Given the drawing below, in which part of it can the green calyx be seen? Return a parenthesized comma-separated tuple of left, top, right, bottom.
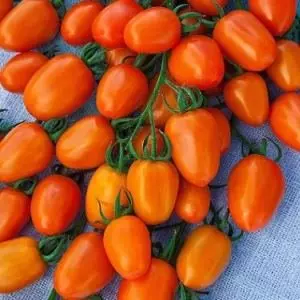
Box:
(42, 118, 68, 143)
(178, 284, 209, 300)
(134, 54, 163, 79)
(11, 177, 37, 196)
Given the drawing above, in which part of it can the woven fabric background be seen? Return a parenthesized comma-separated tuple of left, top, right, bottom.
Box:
(1, 0, 300, 299)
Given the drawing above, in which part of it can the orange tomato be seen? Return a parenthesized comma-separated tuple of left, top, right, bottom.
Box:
(187, 0, 228, 16)
(0, 123, 54, 183)
(54, 232, 115, 299)
(106, 48, 136, 67)
(176, 225, 231, 289)
(56, 115, 115, 170)
(180, 7, 207, 35)
(24, 54, 94, 121)
(0, 237, 47, 293)
(224, 72, 269, 126)
(0, 0, 12, 23)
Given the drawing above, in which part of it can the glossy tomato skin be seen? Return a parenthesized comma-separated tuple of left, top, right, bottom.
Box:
(56, 115, 115, 170)
(0, 52, 48, 93)
(118, 258, 178, 300)
(106, 48, 136, 67)
(168, 35, 225, 90)
(54, 232, 115, 299)
(176, 225, 231, 289)
(24, 54, 94, 121)
(124, 7, 181, 54)
(187, 0, 228, 16)
(61, 0, 103, 46)
(0, 0, 12, 23)
(96, 64, 148, 119)
(92, 0, 143, 48)
(224, 72, 269, 126)
(0, 0, 59, 52)
(127, 160, 179, 225)
(228, 154, 285, 232)
(0, 123, 54, 183)
(213, 10, 276, 71)
(249, 0, 296, 36)
(0, 237, 47, 293)
(165, 109, 221, 187)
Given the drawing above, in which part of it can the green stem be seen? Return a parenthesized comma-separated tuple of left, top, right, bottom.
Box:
(148, 109, 157, 159)
(11, 178, 37, 196)
(47, 288, 59, 300)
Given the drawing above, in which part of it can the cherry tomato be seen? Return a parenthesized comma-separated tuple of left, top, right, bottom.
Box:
(0, 0, 59, 52)
(0, 52, 48, 93)
(0, 123, 54, 183)
(213, 10, 276, 71)
(187, 0, 228, 16)
(176, 225, 231, 289)
(0, 0, 13, 22)
(61, 0, 103, 46)
(24, 54, 94, 121)
(165, 109, 221, 187)
(56, 115, 115, 170)
(168, 35, 225, 90)
(267, 40, 300, 92)
(96, 64, 148, 119)
(92, 0, 143, 48)
(270, 93, 300, 151)
(228, 154, 285, 232)
(124, 7, 181, 54)
(249, 0, 297, 36)
(106, 48, 136, 67)
(118, 258, 178, 300)
(0, 237, 47, 293)
(224, 72, 269, 126)
(180, 7, 207, 35)
(127, 160, 179, 225)
(54, 232, 115, 299)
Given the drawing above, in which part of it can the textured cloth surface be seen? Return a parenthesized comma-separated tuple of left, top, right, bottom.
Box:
(1, 1, 300, 299)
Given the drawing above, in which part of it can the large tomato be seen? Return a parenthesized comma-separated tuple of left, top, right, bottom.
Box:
(0, 0, 12, 22)
(187, 0, 228, 16)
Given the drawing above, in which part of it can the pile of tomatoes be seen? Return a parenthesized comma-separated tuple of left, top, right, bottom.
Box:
(0, 0, 299, 299)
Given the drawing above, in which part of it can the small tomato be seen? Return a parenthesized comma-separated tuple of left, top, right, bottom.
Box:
(187, 0, 228, 16)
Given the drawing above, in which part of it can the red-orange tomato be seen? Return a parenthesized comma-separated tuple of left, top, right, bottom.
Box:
(0, 123, 54, 183)
(54, 232, 115, 299)
(56, 115, 115, 170)
(267, 40, 300, 92)
(0, 52, 48, 93)
(228, 154, 285, 232)
(31, 175, 81, 236)
(165, 109, 221, 187)
(96, 64, 148, 119)
(180, 7, 207, 35)
(0, 0, 59, 52)
(168, 35, 225, 90)
(106, 48, 136, 67)
(124, 7, 181, 54)
(270, 93, 300, 151)
(188, 0, 228, 16)
(249, 0, 297, 36)
(118, 258, 178, 300)
(61, 0, 103, 46)
(0, 0, 13, 22)
(224, 72, 269, 126)
(213, 10, 277, 71)
(24, 54, 94, 121)
(0, 188, 30, 242)
(92, 0, 143, 48)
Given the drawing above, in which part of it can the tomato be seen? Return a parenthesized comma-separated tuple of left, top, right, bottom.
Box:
(187, 0, 228, 16)
(176, 225, 231, 289)
(56, 115, 115, 170)
(61, 0, 103, 46)
(0, 237, 47, 293)
(106, 48, 136, 67)
(0, 123, 54, 183)
(168, 35, 225, 90)
(175, 178, 210, 224)
(96, 64, 148, 119)
(270, 93, 300, 151)
(180, 7, 207, 35)
(0, 188, 30, 242)
(165, 109, 221, 187)
(54, 232, 115, 299)
(24, 54, 94, 121)
(92, 0, 143, 48)
(213, 10, 277, 71)
(249, 0, 297, 36)
(118, 258, 178, 300)
(0, 0, 59, 52)
(224, 72, 269, 126)
(0, 52, 48, 93)
(127, 160, 179, 225)
(86, 164, 127, 229)
(124, 7, 181, 54)
(267, 40, 300, 92)
(0, 0, 13, 22)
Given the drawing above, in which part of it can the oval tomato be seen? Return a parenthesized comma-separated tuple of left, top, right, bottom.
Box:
(187, 0, 228, 16)
(124, 7, 181, 54)
(0, 0, 13, 22)
(106, 48, 136, 67)
(213, 10, 276, 71)
(168, 35, 224, 90)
